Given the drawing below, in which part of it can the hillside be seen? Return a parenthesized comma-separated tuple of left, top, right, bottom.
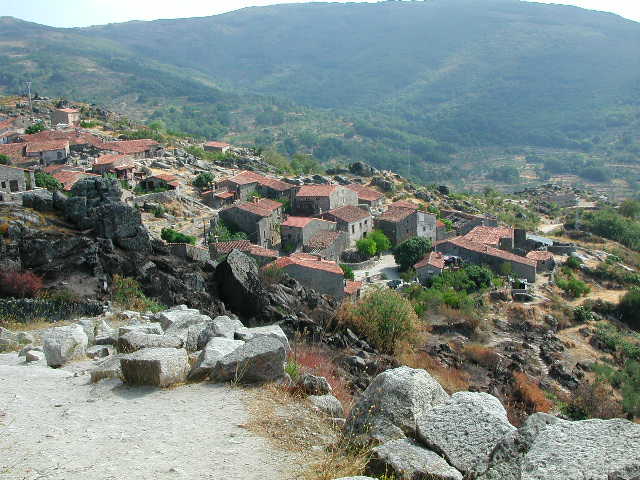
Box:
(1, 1, 640, 191)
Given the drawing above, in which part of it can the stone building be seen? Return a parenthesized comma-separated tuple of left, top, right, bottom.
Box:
(204, 141, 231, 153)
(280, 216, 337, 253)
(320, 205, 373, 247)
(51, 108, 81, 127)
(269, 253, 346, 299)
(345, 183, 384, 210)
(302, 230, 348, 261)
(294, 185, 358, 216)
(374, 202, 436, 246)
(440, 210, 498, 235)
(91, 154, 135, 180)
(24, 140, 70, 166)
(99, 139, 163, 159)
(415, 251, 445, 284)
(217, 170, 293, 202)
(139, 174, 180, 192)
(209, 240, 278, 266)
(202, 190, 235, 209)
(0, 164, 35, 202)
(526, 250, 556, 272)
(435, 236, 536, 282)
(0, 117, 22, 144)
(463, 226, 514, 251)
(52, 170, 101, 191)
(218, 198, 283, 248)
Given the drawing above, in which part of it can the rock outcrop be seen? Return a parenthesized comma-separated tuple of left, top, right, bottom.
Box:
(120, 348, 190, 387)
(188, 337, 245, 381)
(210, 335, 286, 384)
(345, 366, 449, 443)
(43, 325, 88, 367)
(214, 249, 267, 319)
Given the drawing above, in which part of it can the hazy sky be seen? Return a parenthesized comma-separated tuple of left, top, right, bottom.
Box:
(2, 0, 639, 27)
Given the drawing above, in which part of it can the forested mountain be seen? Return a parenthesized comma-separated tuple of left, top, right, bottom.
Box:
(1, 0, 639, 189)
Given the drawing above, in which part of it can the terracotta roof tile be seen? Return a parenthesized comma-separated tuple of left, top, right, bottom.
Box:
(210, 240, 252, 254)
(19, 130, 103, 147)
(376, 206, 414, 222)
(0, 143, 26, 161)
(526, 250, 554, 261)
(462, 226, 513, 247)
(0, 118, 16, 130)
(296, 185, 338, 197)
(415, 251, 445, 270)
(346, 184, 384, 202)
(324, 205, 370, 223)
(56, 108, 79, 113)
(214, 191, 235, 199)
(254, 198, 282, 212)
(100, 139, 160, 154)
(52, 170, 100, 191)
(271, 253, 344, 275)
(344, 280, 363, 296)
(25, 140, 69, 153)
(224, 170, 290, 191)
(389, 200, 419, 210)
(305, 231, 343, 250)
(438, 236, 536, 267)
(205, 141, 230, 148)
(150, 173, 178, 183)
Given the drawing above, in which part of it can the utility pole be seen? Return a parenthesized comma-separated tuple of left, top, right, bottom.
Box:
(406, 145, 411, 180)
(25, 81, 33, 113)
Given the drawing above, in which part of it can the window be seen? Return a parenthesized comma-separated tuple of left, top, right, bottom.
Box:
(1, 181, 5, 189)
(9, 180, 19, 192)
(57, 151, 63, 160)
(351, 225, 355, 234)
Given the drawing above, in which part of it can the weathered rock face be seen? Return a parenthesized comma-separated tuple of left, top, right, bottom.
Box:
(298, 373, 332, 396)
(479, 417, 640, 480)
(368, 439, 463, 480)
(200, 316, 244, 341)
(116, 331, 183, 353)
(416, 392, 516, 477)
(349, 162, 378, 177)
(235, 324, 291, 351)
(345, 366, 450, 444)
(210, 335, 286, 384)
(90, 354, 125, 383)
(120, 348, 190, 387)
(214, 250, 267, 318)
(118, 324, 163, 337)
(308, 394, 344, 418)
(93, 203, 151, 252)
(164, 313, 212, 352)
(188, 337, 245, 381)
(43, 325, 88, 367)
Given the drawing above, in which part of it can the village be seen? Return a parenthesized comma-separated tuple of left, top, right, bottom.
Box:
(0, 97, 580, 303)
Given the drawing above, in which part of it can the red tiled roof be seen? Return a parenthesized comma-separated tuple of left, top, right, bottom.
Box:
(282, 216, 315, 228)
(205, 141, 230, 148)
(56, 108, 79, 113)
(306, 230, 343, 250)
(376, 206, 414, 223)
(94, 153, 127, 166)
(211, 240, 252, 254)
(389, 200, 419, 210)
(271, 253, 344, 275)
(462, 226, 513, 247)
(52, 170, 100, 191)
(151, 173, 178, 182)
(19, 130, 103, 147)
(224, 171, 290, 192)
(43, 164, 68, 174)
(0, 163, 32, 172)
(247, 244, 278, 258)
(415, 251, 445, 270)
(438, 236, 536, 267)
(25, 140, 69, 153)
(0, 118, 16, 130)
(436, 220, 446, 228)
(526, 250, 554, 261)
(296, 185, 338, 197)
(100, 139, 160, 154)
(346, 183, 384, 202)
(0, 143, 26, 161)
(254, 198, 282, 212)
(233, 202, 273, 217)
(324, 205, 371, 223)
(344, 280, 363, 296)
(214, 191, 235, 199)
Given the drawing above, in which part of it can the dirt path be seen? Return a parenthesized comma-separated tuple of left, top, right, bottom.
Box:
(0, 353, 299, 480)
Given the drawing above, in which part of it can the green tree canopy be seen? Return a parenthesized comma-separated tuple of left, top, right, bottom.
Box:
(394, 236, 432, 272)
(369, 230, 391, 253)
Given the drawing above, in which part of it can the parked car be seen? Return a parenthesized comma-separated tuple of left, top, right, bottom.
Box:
(387, 279, 403, 289)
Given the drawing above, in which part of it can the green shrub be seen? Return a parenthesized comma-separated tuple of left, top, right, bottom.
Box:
(193, 172, 215, 190)
(369, 230, 391, 253)
(573, 305, 594, 323)
(356, 237, 377, 258)
(565, 256, 583, 270)
(340, 264, 355, 281)
(35, 172, 62, 191)
(161, 228, 196, 245)
(394, 237, 432, 271)
(111, 275, 164, 313)
(339, 287, 417, 353)
(0, 154, 9, 165)
(285, 359, 302, 381)
(557, 274, 590, 298)
(260, 264, 284, 286)
(152, 205, 166, 218)
(618, 288, 640, 330)
(210, 220, 248, 242)
(25, 122, 45, 134)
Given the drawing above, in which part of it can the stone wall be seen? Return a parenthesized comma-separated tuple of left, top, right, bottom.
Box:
(168, 243, 210, 263)
(132, 190, 178, 205)
(281, 263, 344, 299)
(0, 165, 35, 198)
(281, 219, 337, 251)
(0, 298, 104, 323)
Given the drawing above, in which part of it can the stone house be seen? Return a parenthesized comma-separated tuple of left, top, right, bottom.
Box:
(374, 202, 437, 246)
(344, 280, 363, 299)
(280, 216, 337, 253)
(462, 226, 514, 251)
(435, 236, 536, 282)
(19, 129, 104, 152)
(320, 205, 373, 247)
(217, 170, 294, 202)
(209, 240, 278, 266)
(99, 139, 163, 159)
(302, 230, 348, 261)
(415, 251, 445, 284)
(24, 140, 70, 166)
(139, 174, 180, 192)
(52, 170, 101, 191)
(0, 143, 29, 165)
(0, 164, 35, 201)
(294, 185, 358, 216)
(218, 198, 283, 248)
(269, 253, 346, 299)
(91, 154, 135, 180)
(440, 210, 498, 235)
(51, 108, 81, 127)
(204, 141, 231, 154)
(345, 183, 384, 210)
(436, 219, 456, 241)
(0, 118, 22, 144)
(202, 189, 235, 209)
(526, 250, 556, 272)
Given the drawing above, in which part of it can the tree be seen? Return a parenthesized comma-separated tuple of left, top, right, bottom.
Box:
(620, 199, 640, 219)
(619, 288, 640, 330)
(193, 172, 215, 190)
(34, 172, 62, 191)
(25, 122, 45, 135)
(369, 230, 391, 253)
(356, 237, 377, 258)
(340, 264, 355, 280)
(161, 228, 196, 245)
(394, 237, 431, 272)
(0, 154, 9, 165)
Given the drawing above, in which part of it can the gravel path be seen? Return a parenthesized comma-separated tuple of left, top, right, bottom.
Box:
(0, 353, 297, 480)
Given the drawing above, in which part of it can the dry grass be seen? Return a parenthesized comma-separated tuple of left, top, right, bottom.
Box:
(513, 371, 553, 413)
(243, 384, 369, 480)
(397, 344, 470, 394)
(0, 318, 71, 332)
(289, 343, 354, 414)
(463, 343, 501, 371)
